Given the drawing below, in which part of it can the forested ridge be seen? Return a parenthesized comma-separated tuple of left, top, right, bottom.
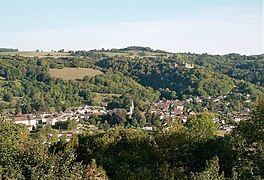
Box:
(0, 51, 263, 115)
(96, 54, 264, 100)
(0, 55, 159, 113)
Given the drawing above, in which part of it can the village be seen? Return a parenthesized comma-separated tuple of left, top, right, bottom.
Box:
(4, 91, 253, 141)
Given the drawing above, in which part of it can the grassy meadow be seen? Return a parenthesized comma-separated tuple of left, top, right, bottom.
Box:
(0, 51, 70, 57)
(94, 93, 121, 104)
(49, 68, 103, 80)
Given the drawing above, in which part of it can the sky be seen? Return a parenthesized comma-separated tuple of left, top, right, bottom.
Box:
(0, 0, 263, 54)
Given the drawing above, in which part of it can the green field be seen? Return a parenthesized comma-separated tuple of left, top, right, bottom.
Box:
(0, 51, 70, 57)
(49, 68, 103, 80)
(94, 93, 121, 104)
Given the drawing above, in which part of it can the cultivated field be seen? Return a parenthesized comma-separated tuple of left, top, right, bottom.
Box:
(49, 68, 103, 80)
(0, 51, 70, 57)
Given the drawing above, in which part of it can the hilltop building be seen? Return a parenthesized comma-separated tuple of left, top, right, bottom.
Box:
(183, 61, 194, 69)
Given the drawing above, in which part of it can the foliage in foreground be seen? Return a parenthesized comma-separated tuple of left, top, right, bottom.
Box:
(0, 99, 264, 179)
(0, 120, 108, 179)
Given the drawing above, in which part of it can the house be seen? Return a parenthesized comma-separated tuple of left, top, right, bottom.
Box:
(241, 107, 250, 113)
(175, 103, 184, 111)
(194, 97, 202, 103)
(159, 114, 165, 120)
(170, 110, 182, 117)
(245, 99, 251, 103)
(183, 61, 194, 69)
(100, 102, 108, 107)
(220, 124, 236, 132)
(79, 114, 90, 120)
(142, 126, 153, 132)
(188, 111, 196, 116)
(185, 98, 193, 103)
(63, 108, 74, 116)
(213, 98, 220, 103)
(180, 115, 188, 123)
(75, 106, 92, 115)
(213, 117, 220, 123)
(151, 109, 161, 114)
(10, 114, 40, 131)
(99, 110, 107, 114)
(233, 116, 241, 123)
(35, 112, 54, 125)
(217, 95, 225, 100)
(156, 101, 171, 112)
(47, 117, 60, 126)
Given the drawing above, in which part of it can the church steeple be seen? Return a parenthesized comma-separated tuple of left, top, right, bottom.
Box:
(127, 100, 134, 119)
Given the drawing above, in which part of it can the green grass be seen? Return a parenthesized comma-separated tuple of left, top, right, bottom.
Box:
(49, 68, 103, 80)
(94, 93, 121, 104)
(0, 51, 70, 57)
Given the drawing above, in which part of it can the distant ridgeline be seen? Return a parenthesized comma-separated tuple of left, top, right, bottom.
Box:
(109, 46, 166, 53)
(70, 46, 166, 55)
(0, 48, 18, 52)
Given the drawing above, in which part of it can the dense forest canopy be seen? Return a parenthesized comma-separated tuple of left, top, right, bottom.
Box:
(96, 54, 264, 100)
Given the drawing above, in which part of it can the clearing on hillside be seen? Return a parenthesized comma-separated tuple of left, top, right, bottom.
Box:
(49, 68, 103, 80)
(94, 93, 122, 104)
(0, 51, 70, 57)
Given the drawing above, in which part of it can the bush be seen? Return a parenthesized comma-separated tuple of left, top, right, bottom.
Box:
(3, 92, 13, 102)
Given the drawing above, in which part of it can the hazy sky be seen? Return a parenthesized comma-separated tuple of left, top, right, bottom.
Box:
(0, 0, 263, 54)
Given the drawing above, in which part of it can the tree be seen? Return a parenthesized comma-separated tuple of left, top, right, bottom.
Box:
(132, 107, 146, 127)
(230, 99, 264, 178)
(53, 120, 77, 130)
(190, 156, 225, 180)
(188, 112, 219, 141)
(67, 119, 77, 130)
(76, 127, 153, 179)
(83, 159, 108, 180)
(0, 120, 108, 179)
(58, 49, 65, 53)
(0, 120, 29, 178)
(24, 104, 32, 114)
(3, 92, 13, 102)
(103, 120, 110, 131)
(15, 106, 22, 114)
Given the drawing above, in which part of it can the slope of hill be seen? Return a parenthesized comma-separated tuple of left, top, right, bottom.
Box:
(1, 47, 263, 114)
(96, 55, 264, 101)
